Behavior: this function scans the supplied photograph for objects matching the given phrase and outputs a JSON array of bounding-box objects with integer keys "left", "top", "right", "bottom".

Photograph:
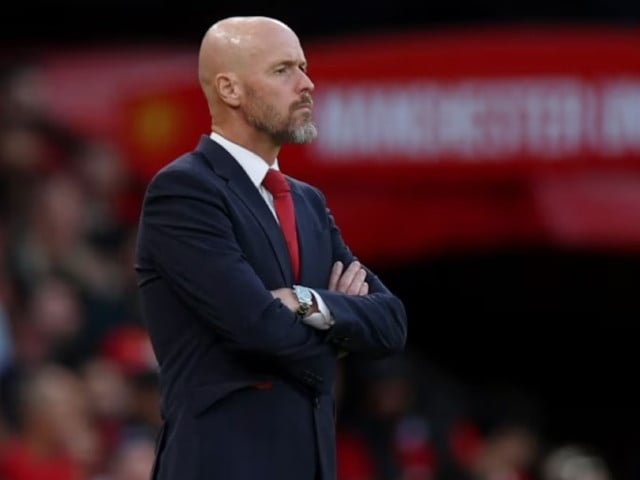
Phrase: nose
[{"left": 299, "top": 70, "right": 314, "bottom": 93}]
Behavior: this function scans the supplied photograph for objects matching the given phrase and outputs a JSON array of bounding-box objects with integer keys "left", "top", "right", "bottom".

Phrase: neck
[{"left": 212, "top": 125, "right": 280, "bottom": 166}]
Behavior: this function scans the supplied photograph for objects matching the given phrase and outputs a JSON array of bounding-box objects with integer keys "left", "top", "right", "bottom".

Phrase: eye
[{"left": 274, "top": 66, "right": 288, "bottom": 74}]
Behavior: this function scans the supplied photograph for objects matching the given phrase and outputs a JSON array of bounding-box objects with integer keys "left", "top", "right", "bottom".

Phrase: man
[{"left": 135, "top": 16, "right": 407, "bottom": 480}]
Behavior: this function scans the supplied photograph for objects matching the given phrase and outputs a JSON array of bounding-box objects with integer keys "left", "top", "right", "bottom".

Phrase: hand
[
  {"left": 328, "top": 261, "right": 368, "bottom": 295},
  {"left": 270, "top": 287, "right": 298, "bottom": 312},
  {"left": 270, "top": 288, "right": 319, "bottom": 315}
]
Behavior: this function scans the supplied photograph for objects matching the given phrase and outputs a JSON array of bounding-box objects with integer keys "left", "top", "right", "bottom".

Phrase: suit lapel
[
  {"left": 195, "top": 136, "right": 293, "bottom": 284},
  {"left": 290, "top": 184, "right": 313, "bottom": 284},
  {"left": 228, "top": 176, "right": 293, "bottom": 284}
]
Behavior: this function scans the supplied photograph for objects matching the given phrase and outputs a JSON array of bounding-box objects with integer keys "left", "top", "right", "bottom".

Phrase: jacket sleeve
[
  {"left": 310, "top": 188, "right": 408, "bottom": 356},
  {"left": 139, "top": 166, "right": 336, "bottom": 367}
]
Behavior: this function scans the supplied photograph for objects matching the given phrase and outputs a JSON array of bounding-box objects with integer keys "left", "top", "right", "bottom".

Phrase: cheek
[
  {"left": 261, "top": 81, "right": 293, "bottom": 107},
  {"left": 244, "top": 81, "right": 292, "bottom": 122}
]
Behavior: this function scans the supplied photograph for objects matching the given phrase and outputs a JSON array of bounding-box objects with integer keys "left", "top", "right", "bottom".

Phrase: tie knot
[{"left": 262, "top": 168, "right": 290, "bottom": 196}]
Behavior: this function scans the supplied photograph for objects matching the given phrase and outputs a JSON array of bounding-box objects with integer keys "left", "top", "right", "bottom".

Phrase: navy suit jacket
[{"left": 135, "top": 135, "right": 407, "bottom": 480}]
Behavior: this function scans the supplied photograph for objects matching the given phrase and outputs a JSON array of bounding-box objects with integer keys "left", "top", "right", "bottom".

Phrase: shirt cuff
[{"left": 309, "top": 289, "right": 334, "bottom": 325}]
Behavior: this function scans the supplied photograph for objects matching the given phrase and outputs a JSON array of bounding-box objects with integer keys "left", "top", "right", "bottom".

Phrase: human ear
[{"left": 215, "top": 73, "right": 241, "bottom": 107}]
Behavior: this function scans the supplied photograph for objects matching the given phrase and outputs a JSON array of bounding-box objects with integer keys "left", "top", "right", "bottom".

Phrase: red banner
[{"left": 37, "top": 26, "right": 640, "bottom": 263}]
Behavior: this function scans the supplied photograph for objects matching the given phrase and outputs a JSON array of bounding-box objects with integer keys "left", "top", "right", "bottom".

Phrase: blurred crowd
[{"left": 0, "top": 61, "right": 615, "bottom": 480}]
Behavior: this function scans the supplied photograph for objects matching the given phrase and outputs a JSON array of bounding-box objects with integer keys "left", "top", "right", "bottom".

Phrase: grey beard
[
  {"left": 289, "top": 122, "right": 318, "bottom": 144},
  {"left": 244, "top": 93, "right": 318, "bottom": 145}
]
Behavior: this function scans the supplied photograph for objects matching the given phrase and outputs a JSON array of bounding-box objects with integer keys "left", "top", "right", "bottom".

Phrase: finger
[
  {"left": 358, "top": 281, "right": 369, "bottom": 296},
  {"left": 328, "top": 261, "right": 343, "bottom": 291},
  {"left": 346, "top": 268, "right": 367, "bottom": 295},
  {"left": 337, "top": 261, "right": 361, "bottom": 292},
  {"left": 343, "top": 263, "right": 366, "bottom": 294}
]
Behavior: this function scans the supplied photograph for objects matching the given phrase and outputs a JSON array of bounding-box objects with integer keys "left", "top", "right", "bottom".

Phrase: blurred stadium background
[{"left": 1, "top": 2, "right": 639, "bottom": 480}]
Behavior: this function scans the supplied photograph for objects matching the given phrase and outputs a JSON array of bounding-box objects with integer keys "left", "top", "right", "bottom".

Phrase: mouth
[{"left": 293, "top": 100, "right": 314, "bottom": 111}]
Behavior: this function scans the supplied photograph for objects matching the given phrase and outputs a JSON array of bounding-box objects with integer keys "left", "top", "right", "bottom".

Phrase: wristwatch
[{"left": 292, "top": 285, "right": 313, "bottom": 317}]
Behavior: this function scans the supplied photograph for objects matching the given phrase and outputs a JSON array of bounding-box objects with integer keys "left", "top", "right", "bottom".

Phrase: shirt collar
[{"left": 210, "top": 132, "right": 279, "bottom": 188}]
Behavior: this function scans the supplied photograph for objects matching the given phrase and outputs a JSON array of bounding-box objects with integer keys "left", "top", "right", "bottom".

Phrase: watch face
[{"left": 295, "top": 285, "right": 312, "bottom": 305}]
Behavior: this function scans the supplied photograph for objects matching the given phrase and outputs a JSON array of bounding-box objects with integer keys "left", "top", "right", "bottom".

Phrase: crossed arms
[{"left": 140, "top": 166, "right": 407, "bottom": 376}]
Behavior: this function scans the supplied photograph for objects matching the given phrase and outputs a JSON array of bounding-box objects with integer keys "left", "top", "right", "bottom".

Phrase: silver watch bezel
[{"left": 293, "top": 285, "right": 313, "bottom": 316}]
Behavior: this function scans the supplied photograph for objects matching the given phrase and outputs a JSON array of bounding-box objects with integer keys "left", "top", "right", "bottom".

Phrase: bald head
[
  {"left": 198, "top": 17, "right": 299, "bottom": 110},
  {"left": 196, "top": 16, "right": 316, "bottom": 157}
]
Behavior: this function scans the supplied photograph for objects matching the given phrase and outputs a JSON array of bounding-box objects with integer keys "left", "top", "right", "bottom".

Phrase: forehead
[{"left": 246, "top": 28, "right": 307, "bottom": 67}]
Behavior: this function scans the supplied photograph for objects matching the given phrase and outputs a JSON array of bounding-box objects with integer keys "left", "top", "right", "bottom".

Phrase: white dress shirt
[{"left": 210, "top": 132, "right": 333, "bottom": 328}]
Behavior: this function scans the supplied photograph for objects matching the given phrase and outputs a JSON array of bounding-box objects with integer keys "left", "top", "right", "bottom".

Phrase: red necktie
[{"left": 262, "top": 168, "right": 300, "bottom": 282}]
